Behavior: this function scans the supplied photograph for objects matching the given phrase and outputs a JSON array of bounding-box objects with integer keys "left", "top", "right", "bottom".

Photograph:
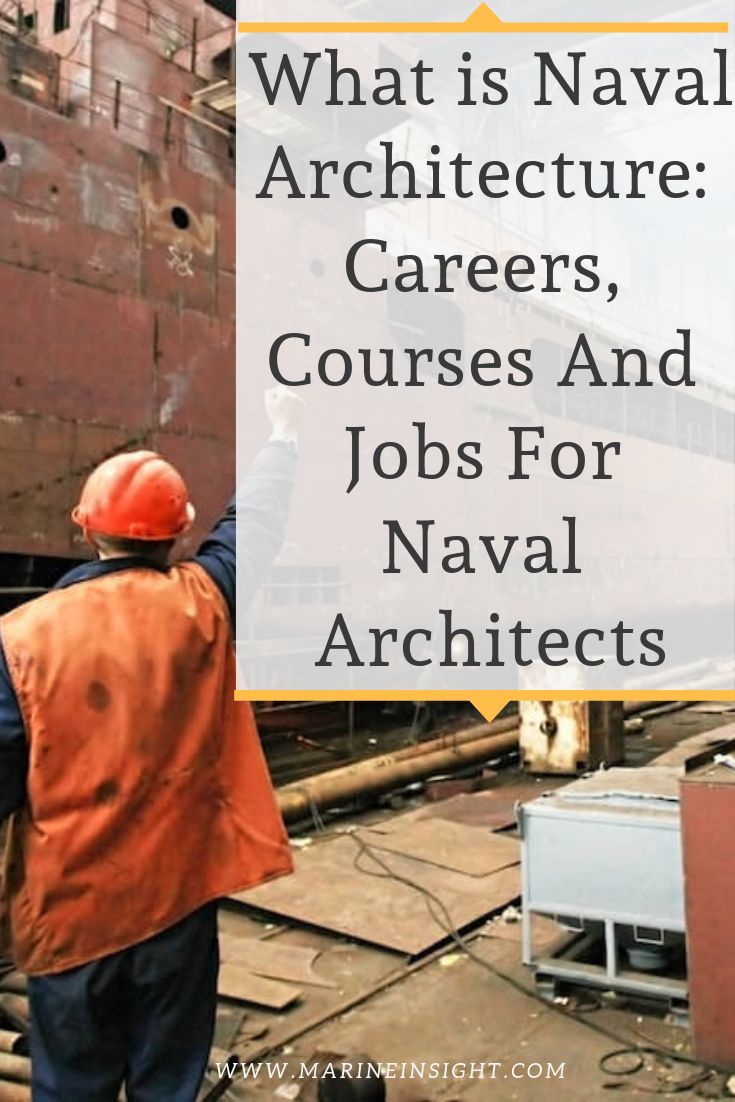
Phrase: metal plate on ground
[
  {"left": 371, "top": 783, "right": 559, "bottom": 838},
  {"left": 220, "top": 926, "right": 401, "bottom": 1063},
  {"left": 232, "top": 835, "right": 521, "bottom": 956},
  {"left": 360, "top": 819, "right": 520, "bottom": 878},
  {"left": 218, "top": 963, "right": 302, "bottom": 1009},
  {"left": 557, "top": 766, "right": 681, "bottom": 803},
  {"left": 219, "top": 935, "right": 337, "bottom": 989},
  {"left": 427, "top": 791, "right": 519, "bottom": 831},
  {"left": 371, "top": 791, "right": 519, "bottom": 834},
  {"left": 652, "top": 727, "right": 735, "bottom": 771}
]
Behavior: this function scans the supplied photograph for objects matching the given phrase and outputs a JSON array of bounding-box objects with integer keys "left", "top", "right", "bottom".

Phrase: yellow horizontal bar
[
  {"left": 237, "top": 690, "right": 735, "bottom": 700},
  {"left": 236, "top": 689, "right": 735, "bottom": 723},
  {"left": 238, "top": 4, "right": 728, "bottom": 35},
  {"left": 237, "top": 24, "right": 728, "bottom": 34}
]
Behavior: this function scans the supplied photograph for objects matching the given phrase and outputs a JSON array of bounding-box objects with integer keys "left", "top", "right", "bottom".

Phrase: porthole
[{"left": 171, "top": 205, "right": 190, "bottom": 230}]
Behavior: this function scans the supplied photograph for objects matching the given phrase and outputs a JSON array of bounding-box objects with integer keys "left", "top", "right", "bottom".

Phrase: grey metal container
[{"left": 518, "top": 767, "right": 687, "bottom": 1005}]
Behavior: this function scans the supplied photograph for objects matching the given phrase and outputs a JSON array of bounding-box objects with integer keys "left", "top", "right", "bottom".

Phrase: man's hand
[{"left": 265, "top": 386, "right": 304, "bottom": 446}]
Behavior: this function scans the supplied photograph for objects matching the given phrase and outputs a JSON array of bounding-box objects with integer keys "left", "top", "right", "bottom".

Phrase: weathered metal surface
[
  {"left": 0, "top": 109, "right": 140, "bottom": 293},
  {"left": 360, "top": 819, "right": 520, "bottom": 879},
  {"left": 417, "top": 789, "right": 521, "bottom": 831},
  {"left": 370, "top": 786, "right": 535, "bottom": 835},
  {"left": 234, "top": 834, "right": 521, "bottom": 957},
  {"left": 0, "top": 95, "right": 141, "bottom": 216},
  {"left": 219, "top": 935, "right": 336, "bottom": 990},
  {"left": 681, "top": 762, "right": 735, "bottom": 1068},
  {"left": 90, "top": 22, "right": 190, "bottom": 157},
  {"left": 0, "top": 44, "right": 234, "bottom": 564},
  {"left": 650, "top": 722, "right": 735, "bottom": 772},
  {"left": 140, "top": 156, "right": 218, "bottom": 314},
  {"left": 217, "top": 964, "right": 302, "bottom": 1010},
  {"left": 0, "top": 2, "right": 236, "bottom": 564},
  {"left": 0, "top": 30, "right": 57, "bottom": 110},
  {"left": 520, "top": 700, "right": 625, "bottom": 775},
  {"left": 556, "top": 765, "right": 680, "bottom": 804},
  {"left": 0, "top": 264, "right": 154, "bottom": 425},
  {"left": 216, "top": 905, "right": 400, "bottom": 1064},
  {"left": 88, "top": 22, "right": 232, "bottom": 175},
  {"left": 216, "top": 179, "right": 235, "bottom": 272},
  {"left": 153, "top": 305, "right": 234, "bottom": 435}
]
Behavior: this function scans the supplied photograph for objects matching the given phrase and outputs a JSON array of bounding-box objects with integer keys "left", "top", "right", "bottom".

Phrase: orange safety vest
[{"left": 0, "top": 561, "right": 292, "bottom": 976}]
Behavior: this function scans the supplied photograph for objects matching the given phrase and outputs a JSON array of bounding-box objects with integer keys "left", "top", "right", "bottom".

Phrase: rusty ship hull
[{"left": 0, "top": 0, "right": 237, "bottom": 580}]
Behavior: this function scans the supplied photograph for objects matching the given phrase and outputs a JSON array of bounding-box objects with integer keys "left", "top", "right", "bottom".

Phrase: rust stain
[
  {"left": 94, "top": 779, "right": 119, "bottom": 805},
  {"left": 140, "top": 182, "right": 216, "bottom": 256},
  {"left": 87, "top": 679, "right": 111, "bottom": 712},
  {"left": 0, "top": 15, "right": 233, "bottom": 562}
]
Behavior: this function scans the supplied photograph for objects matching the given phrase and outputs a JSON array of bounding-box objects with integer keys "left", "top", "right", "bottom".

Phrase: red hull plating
[{"left": 0, "top": 5, "right": 235, "bottom": 560}]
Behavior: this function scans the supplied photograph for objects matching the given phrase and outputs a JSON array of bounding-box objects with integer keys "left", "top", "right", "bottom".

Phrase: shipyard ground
[{"left": 198, "top": 705, "right": 735, "bottom": 1102}]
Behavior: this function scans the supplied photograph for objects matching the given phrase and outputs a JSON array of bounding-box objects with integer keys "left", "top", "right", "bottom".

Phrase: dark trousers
[{"left": 28, "top": 903, "right": 219, "bottom": 1102}]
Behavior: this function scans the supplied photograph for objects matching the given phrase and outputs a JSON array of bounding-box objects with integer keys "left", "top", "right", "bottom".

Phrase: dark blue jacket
[{"left": 0, "top": 441, "right": 296, "bottom": 821}]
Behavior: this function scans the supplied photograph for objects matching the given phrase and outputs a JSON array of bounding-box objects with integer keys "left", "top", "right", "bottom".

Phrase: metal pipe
[
  {"left": 0, "top": 1032, "right": 25, "bottom": 1056},
  {"left": 0, "top": 1051, "right": 30, "bottom": 1083},
  {"left": 275, "top": 703, "right": 668, "bottom": 823},
  {"left": 366, "top": 716, "right": 517, "bottom": 763},
  {"left": 623, "top": 701, "right": 659, "bottom": 715},
  {"left": 0, "top": 1082, "right": 30, "bottom": 1102},
  {"left": 0, "top": 996, "right": 28, "bottom": 1034},
  {"left": 279, "top": 715, "right": 515, "bottom": 796},
  {"left": 624, "top": 700, "right": 695, "bottom": 718},
  {"left": 0, "top": 976, "right": 26, "bottom": 997},
  {"left": 277, "top": 726, "right": 519, "bottom": 823}
]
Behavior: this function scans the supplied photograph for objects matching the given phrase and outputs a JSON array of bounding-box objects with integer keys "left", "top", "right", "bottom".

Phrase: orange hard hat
[{"left": 72, "top": 450, "right": 195, "bottom": 540}]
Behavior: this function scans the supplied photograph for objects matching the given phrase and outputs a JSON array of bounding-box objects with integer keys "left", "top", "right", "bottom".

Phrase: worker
[{"left": 0, "top": 387, "right": 302, "bottom": 1101}]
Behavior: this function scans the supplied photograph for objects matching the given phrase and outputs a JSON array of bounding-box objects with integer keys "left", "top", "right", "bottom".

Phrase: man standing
[{"left": 0, "top": 389, "right": 301, "bottom": 1100}]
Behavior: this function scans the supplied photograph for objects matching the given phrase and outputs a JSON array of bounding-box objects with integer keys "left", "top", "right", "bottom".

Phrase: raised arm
[{"left": 194, "top": 388, "right": 303, "bottom": 621}]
